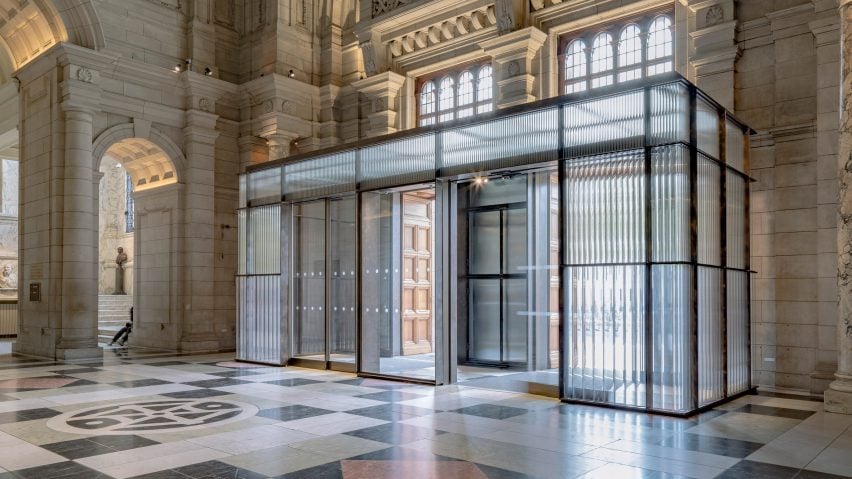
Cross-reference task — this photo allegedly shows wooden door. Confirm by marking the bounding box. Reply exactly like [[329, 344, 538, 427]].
[[402, 192, 434, 355]]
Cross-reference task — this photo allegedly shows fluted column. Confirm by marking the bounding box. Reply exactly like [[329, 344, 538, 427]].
[[828, 0, 852, 413]]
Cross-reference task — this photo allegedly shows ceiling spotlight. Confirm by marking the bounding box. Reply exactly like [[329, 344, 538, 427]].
[[288, 69, 295, 78], [474, 176, 488, 185], [204, 67, 212, 76]]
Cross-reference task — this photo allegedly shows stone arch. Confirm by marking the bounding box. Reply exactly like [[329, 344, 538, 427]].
[[92, 123, 186, 191]]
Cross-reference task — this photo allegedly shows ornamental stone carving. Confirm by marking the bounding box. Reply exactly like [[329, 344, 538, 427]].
[[704, 5, 724, 27], [361, 41, 378, 76], [507, 60, 520, 77], [372, 0, 412, 17], [198, 98, 211, 111], [75, 67, 93, 83], [388, 6, 496, 59]]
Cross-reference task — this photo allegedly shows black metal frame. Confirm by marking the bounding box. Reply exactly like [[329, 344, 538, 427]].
[[238, 73, 755, 415]]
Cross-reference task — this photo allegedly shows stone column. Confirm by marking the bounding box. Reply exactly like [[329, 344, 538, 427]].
[[687, 0, 738, 109], [57, 106, 101, 358], [479, 27, 547, 109], [829, 0, 852, 413], [351, 71, 407, 138]]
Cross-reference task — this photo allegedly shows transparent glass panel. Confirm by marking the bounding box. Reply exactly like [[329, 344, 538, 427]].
[[697, 97, 720, 159], [361, 187, 436, 381], [698, 267, 723, 406], [564, 90, 645, 156], [565, 150, 645, 264], [565, 40, 587, 94], [505, 277, 528, 363], [726, 171, 747, 269], [360, 135, 436, 189], [285, 151, 356, 200], [698, 156, 721, 266], [248, 168, 281, 206], [236, 275, 283, 364], [469, 278, 500, 362], [420, 81, 436, 126], [458, 71, 475, 119], [563, 265, 646, 407], [726, 120, 746, 173], [650, 82, 689, 145], [293, 200, 326, 357], [441, 109, 558, 174], [651, 264, 693, 413], [439, 76, 455, 123], [329, 196, 357, 363], [505, 207, 528, 274], [647, 15, 673, 62], [652, 145, 689, 262], [618, 24, 642, 83], [469, 210, 501, 276], [591, 33, 614, 88], [248, 204, 281, 275], [727, 270, 750, 394]]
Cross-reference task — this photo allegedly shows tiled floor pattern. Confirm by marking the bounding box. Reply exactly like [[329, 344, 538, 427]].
[[0, 342, 848, 478]]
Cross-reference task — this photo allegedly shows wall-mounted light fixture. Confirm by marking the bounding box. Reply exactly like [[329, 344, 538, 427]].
[[173, 64, 181, 72], [204, 67, 213, 76], [288, 69, 295, 78]]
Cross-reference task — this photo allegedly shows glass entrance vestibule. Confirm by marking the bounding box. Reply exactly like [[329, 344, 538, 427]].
[[236, 73, 753, 415]]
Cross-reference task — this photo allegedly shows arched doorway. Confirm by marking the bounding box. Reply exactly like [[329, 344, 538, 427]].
[[95, 135, 180, 347]]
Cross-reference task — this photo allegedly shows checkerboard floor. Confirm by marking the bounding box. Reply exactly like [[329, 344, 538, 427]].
[[0, 341, 849, 478]]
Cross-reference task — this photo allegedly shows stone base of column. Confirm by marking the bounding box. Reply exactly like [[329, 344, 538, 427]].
[[12, 343, 103, 361], [825, 377, 852, 414]]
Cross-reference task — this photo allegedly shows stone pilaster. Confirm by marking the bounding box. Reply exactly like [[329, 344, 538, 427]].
[[479, 27, 547, 109], [829, 0, 852, 414], [260, 130, 300, 161], [687, 0, 739, 109], [351, 71, 407, 138], [237, 135, 268, 170]]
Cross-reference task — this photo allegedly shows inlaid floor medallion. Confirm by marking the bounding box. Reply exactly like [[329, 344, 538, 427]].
[[46, 399, 258, 435]]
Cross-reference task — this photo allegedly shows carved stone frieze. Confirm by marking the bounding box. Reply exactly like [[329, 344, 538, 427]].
[[705, 5, 724, 27], [528, 0, 563, 12], [388, 6, 496, 59], [373, 0, 413, 18]]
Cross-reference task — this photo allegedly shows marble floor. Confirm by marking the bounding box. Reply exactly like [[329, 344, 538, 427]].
[[0, 341, 849, 478]]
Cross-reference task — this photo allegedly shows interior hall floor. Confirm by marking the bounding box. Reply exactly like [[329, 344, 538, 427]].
[[0, 340, 849, 479]]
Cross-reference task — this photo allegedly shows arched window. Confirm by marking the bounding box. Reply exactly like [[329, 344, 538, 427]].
[[647, 15, 673, 76], [416, 60, 494, 125], [590, 33, 614, 88], [457, 71, 475, 119], [419, 81, 436, 126], [618, 24, 642, 82], [559, 11, 674, 92], [564, 40, 587, 94], [476, 65, 493, 114], [438, 76, 455, 123]]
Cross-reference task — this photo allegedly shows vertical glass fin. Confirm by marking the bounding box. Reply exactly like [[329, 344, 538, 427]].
[[651, 145, 689, 262], [698, 267, 723, 406], [698, 155, 721, 265], [727, 270, 750, 394], [651, 264, 693, 413]]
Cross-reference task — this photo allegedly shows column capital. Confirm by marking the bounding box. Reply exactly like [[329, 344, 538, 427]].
[[259, 130, 300, 160], [351, 71, 409, 137], [351, 71, 408, 98]]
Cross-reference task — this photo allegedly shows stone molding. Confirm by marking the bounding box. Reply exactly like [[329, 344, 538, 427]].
[[91, 122, 188, 183], [351, 71, 408, 137], [480, 26, 547, 108]]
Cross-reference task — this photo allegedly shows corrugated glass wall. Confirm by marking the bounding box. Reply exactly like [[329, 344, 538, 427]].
[[237, 74, 751, 414]]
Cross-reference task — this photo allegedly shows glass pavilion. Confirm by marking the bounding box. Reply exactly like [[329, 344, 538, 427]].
[[236, 72, 752, 415]]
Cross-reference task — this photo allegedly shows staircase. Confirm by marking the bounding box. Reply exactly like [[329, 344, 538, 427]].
[[98, 295, 133, 344]]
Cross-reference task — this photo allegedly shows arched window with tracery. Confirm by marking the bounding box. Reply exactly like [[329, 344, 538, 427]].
[[560, 11, 674, 93], [564, 40, 587, 94], [419, 81, 437, 126], [416, 61, 494, 125]]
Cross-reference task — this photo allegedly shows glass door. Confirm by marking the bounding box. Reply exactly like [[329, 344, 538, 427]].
[[291, 196, 356, 371], [360, 184, 440, 382]]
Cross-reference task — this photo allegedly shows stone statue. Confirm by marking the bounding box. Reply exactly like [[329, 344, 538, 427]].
[[114, 247, 128, 295], [0, 264, 16, 289]]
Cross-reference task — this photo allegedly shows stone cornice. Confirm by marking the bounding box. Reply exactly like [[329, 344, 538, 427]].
[[809, 16, 840, 43], [765, 2, 814, 21], [479, 27, 547, 58], [530, 0, 668, 33], [351, 71, 407, 96]]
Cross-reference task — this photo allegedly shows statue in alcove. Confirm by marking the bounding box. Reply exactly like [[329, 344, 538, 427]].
[[114, 247, 128, 295], [0, 264, 16, 290]]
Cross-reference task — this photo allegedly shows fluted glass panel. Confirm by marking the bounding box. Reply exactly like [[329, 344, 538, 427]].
[[650, 82, 689, 145], [651, 145, 689, 262], [239, 175, 247, 208], [329, 196, 357, 359], [564, 91, 645, 157], [248, 167, 282, 205], [727, 270, 750, 394], [236, 275, 282, 364], [285, 151, 356, 200], [698, 156, 721, 265], [727, 171, 747, 269], [726, 121, 745, 173], [565, 150, 645, 264], [651, 264, 693, 413], [248, 204, 281, 275], [360, 135, 435, 189], [564, 265, 646, 407], [237, 209, 247, 275], [441, 109, 558, 174], [697, 98, 720, 159], [698, 267, 723, 406]]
